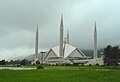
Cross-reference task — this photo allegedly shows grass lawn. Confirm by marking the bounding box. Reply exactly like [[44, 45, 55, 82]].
[[0, 66, 120, 82]]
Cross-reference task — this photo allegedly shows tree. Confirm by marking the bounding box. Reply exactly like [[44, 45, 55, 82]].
[[104, 45, 120, 66], [0, 60, 6, 66], [36, 61, 40, 64], [9, 60, 14, 64], [20, 59, 27, 65]]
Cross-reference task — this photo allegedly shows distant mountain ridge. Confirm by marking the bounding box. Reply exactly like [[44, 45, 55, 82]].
[[11, 53, 44, 61]]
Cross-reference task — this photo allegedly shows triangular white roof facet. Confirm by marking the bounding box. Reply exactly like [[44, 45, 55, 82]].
[[63, 44, 76, 58], [52, 45, 60, 57], [51, 43, 86, 58]]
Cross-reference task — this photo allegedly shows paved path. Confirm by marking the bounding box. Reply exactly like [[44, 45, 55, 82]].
[[0, 67, 36, 70]]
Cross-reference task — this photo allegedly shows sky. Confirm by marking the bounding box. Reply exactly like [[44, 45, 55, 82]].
[[0, 0, 120, 60]]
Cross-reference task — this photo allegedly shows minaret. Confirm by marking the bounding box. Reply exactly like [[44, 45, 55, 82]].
[[59, 15, 64, 57], [93, 21, 97, 59], [35, 25, 39, 60], [67, 30, 69, 44]]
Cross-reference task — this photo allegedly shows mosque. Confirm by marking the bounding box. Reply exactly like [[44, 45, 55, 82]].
[[32, 16, 103, 65]]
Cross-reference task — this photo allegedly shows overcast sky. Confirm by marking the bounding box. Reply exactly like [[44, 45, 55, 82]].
[[0, 0, 120, 60]]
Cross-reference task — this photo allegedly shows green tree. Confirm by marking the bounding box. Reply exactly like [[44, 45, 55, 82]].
[[104, 45, 120, 66], [0, 60, 6, 66], [20, 59, 27, 65]]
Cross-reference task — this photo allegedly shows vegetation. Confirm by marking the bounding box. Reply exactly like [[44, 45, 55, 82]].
[[104, 45, 120, 66], [0, 60, 6, 66], [20, 59, 27, 66], [0, 59, 32, 66], [0, 66, 120, 82], [36, 61, 40, 64], [37, 65, 44, 69]]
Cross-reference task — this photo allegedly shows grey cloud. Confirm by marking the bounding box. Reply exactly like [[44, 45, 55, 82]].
[[0, 0, 120, 59]]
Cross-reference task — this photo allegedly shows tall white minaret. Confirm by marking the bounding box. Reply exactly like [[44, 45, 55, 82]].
[[59, 15, 64, 57], [67, 30, 69, 44], [35, 25, 39, 60], [93, 21, 97, 59]]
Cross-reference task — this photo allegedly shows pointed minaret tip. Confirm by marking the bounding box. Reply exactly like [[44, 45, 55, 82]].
[[94, 21, 96, 28], [94, 21, 97, 34], [60, 14, 63, 28], [61, 14, 63, 18]]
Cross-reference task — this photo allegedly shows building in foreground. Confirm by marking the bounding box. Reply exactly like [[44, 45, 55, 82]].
[[32, 16, 104, 65], [42, 43, 88, 64], [42, 15, 88, 64]]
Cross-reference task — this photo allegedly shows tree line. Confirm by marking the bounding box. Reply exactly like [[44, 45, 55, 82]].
[[104, 45, 120, 66], [0, 59, 32, 66]]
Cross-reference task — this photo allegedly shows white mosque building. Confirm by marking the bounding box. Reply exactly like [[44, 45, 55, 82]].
[[32, 16, 104, 65], [42, 42, 88, 64], [42, 16, 88, 64]]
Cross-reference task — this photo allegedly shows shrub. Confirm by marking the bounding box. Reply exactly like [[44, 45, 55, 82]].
[[56, 64, 58, 66], [36, 61, 40, 64], [37, 65, 44, 69], [101, 65, 105, 67], [17, 64, 21, 67], [64, 63, 72, 66], [95, 63, 100, 66], [89, 64, 92, 66], [82, 63, 84, 66], [73, 63, 79, 66]]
